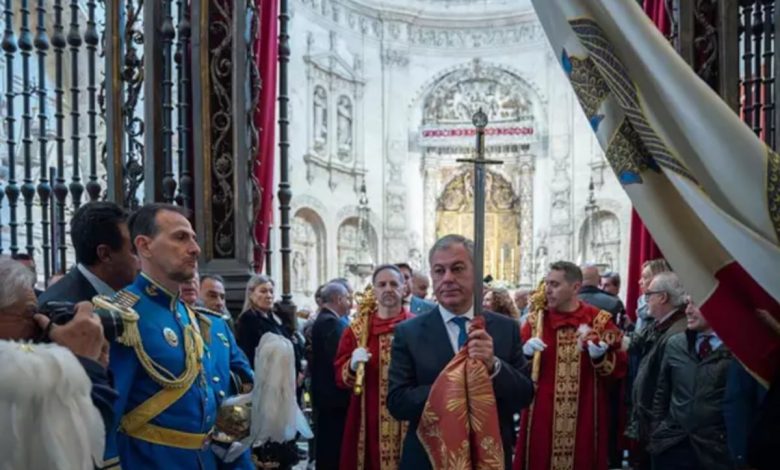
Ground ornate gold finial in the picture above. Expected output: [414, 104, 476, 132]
[529, 280, 547, 314]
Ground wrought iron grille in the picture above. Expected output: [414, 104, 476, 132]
[0, 0, 262, 286]
[737, 0, 777, 149]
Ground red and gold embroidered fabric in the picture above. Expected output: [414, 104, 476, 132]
[513, 303, 627, 470]
[334, 310, 413, 470]
[417, 316, 504, 470]
[550, 328, 581, 470]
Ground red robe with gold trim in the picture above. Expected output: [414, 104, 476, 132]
[513, 302, 627, 470]
[334, 309, 414, 470]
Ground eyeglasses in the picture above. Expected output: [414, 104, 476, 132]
[645, 290, 665, 297]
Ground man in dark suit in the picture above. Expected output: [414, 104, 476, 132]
[310, 281, 352, 470]
[388, 234, 535, 470]
[39, 202, 138, 305]
[578, 264, 625, 321]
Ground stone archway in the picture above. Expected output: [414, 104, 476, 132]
[578, 210, 622, 272]
[337, 216, 379, 288]
[292, 208, 327, 297]
[419, 60, 541, 285]
[436, 170, 521, 284]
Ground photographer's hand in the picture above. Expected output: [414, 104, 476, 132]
[34, 301, 104, 362]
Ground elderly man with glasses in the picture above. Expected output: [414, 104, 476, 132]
[628, 271, 690, 460]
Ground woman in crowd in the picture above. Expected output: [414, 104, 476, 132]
[236, 275, 286, 367]
[482, 287, 519, 319]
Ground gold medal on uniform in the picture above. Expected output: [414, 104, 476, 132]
[163, 327, 179, 347]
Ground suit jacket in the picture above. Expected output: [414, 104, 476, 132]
[387, 307, 534, 470]
[310, 308, 350, 412]
[38, 267, 99, 305]
[578, 285, 625, 320]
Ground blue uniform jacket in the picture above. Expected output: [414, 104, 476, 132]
[102, 274, 219, 470]
[196, 307, 255, 470]
[409, 295, 436, 315]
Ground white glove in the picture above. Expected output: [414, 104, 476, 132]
[522, 337, 547, 357]
[350, 347, 371, 372]
[587, 340, 609, 359]
[211, 441, 248, 463]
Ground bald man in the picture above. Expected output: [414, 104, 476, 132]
[410, 270, 430, 299]
[409, 270, 436, 315]
[577, 264, 624, 321]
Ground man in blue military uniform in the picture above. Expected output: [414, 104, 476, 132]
[182, 273, 255, 469]
[101, 203, 220, 470]
[194, 304, 255, 469]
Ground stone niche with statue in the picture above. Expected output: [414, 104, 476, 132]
[419, 59, 541, 286]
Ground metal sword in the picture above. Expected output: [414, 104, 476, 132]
[457, 108, 502, 316]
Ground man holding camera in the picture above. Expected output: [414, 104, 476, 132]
[0, 257, 116, 467]
[102, 203, 220, 470]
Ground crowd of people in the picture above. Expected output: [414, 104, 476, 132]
[0, 200, 775, 470]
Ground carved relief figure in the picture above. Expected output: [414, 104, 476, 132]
[336, 95, 353, 161]
[422, 70, 532, 125]
[313, 86, 328, 151]
[579, 211, 621, 271]
[292, 210, 325, 295]
[293, 251, 308, 292]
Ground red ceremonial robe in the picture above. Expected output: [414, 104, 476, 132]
[334, 309, 414, 470]
[513, 302, 627, 470]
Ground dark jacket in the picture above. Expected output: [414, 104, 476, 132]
[387, 308, 534, 470]
[578, 285, 624, 320]
[648, 331, 735, 469]
[629, 309, 687, 442]
[78, 355, 119, 435]
[38, 267, 99, 305]
[310, 307, 350, 470]
[723, 361, 767, 469]
[235, 308, 288, 368]
[747, 364, 780, 470]
[309, 307, 349, 411]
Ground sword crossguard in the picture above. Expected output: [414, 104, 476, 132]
[456, 157, 503, 165]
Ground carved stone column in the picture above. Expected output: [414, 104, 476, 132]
[517, 155, 535, 286]
[381, 48, 411, 262]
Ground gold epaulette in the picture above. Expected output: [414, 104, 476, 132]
[95, 291, 203, 390]
[91, 293, 141, 348]
[113, 289, 141, 309]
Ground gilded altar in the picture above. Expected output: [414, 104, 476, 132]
[436, 170, 521, 284]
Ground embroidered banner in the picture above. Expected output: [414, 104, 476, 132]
[531, 0, 780, 383]
[417, 316, 504, 470]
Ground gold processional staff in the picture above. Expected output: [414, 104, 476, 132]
[352, 284, 376, 395]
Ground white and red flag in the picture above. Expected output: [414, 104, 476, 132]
[532, 0, 780, 383]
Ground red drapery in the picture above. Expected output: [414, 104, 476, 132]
[624, 0, 669, 321]
[625, 210, 662, 321]
[252, 0, 279, 271]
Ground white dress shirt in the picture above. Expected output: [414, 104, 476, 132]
[77, 263, 116, 297]
[439, 305, 474, 354]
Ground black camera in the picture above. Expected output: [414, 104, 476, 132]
[38, 301, 126, 342]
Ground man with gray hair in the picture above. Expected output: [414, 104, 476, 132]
[630, 271, 689, 452]
[388, 234, 534, 469]
[0, 257, 116, 466]
[311, 281, 352, 469]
